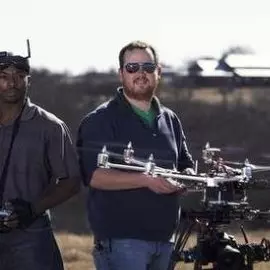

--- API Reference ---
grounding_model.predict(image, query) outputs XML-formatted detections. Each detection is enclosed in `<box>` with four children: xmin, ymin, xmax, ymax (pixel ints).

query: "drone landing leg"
<box><xmin>240</xmin><ymin>225</ymin><xmax>254</xmax><ymax>270</ymax></box>
<box><xmin>193</xmin><ymin>225</ymin><xmax>217</xmax><ymax>270</ymax></box>
<box><xmin>168</xmin><ymin>221</ymin><xmax>197</xmax><ymax>270</ymax></box>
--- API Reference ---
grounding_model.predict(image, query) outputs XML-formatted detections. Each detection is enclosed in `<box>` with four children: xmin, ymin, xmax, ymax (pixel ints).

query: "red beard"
<box><xmin>122</xmin><ymin>77</ymin><xmax>156</xmax><ymax>101</ymax></box>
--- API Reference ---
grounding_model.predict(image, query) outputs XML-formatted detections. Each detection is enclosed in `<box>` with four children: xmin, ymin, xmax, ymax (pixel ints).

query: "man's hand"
<box><xmin>182</xmin><ymin>168</ymin><xmax>196</xmax><ymax>175</ymax></box>
<box><xmin>0</xmin><ymin>208</ymin><xmax>12</xmax><ymax>233</ymax></box>
<box><xmin>3</xmin><ymin>199</ymin><xmax>38</xmax><ymax>229</ymax></box>
<box><xmin>144</xmin><ymin>175</ymin><xmax>186</xmax><ymax>194</ymax></box>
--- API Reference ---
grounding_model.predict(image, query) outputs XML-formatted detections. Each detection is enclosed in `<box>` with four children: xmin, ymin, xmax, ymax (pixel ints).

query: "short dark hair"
<box><xmin>118</xmin><ymin>40</ymin><xmax>159</xmax><ymax>69</ymax></box>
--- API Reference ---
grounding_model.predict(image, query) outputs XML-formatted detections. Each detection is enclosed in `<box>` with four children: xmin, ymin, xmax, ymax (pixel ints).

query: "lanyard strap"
<box><xmin>0</xmin><ymin>103</ymin><xmax>25</xmax><ymax>207</ymax></box>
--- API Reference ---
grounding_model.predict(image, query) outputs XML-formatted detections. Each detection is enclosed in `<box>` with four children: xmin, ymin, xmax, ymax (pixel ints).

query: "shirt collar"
<box><xmin>21</xmin><ymin>97</ymin><xmax>37</xmax><ymax>121</ymax></box>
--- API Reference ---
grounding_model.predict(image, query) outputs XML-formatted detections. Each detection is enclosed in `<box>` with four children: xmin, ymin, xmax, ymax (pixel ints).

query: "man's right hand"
<box><xmin>144</xmin><ymin>175</ymin><xmax>186</xmax><ymax>194</ymax></box>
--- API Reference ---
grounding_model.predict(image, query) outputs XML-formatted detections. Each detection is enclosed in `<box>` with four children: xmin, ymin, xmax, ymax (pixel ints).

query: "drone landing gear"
<box><xmin>168</xmin><ymin>216</ymin><xmax>263</xmax><ymax>270</ymax></box>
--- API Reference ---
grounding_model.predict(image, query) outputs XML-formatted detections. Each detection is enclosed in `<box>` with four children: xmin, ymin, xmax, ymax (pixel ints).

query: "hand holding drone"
<box><xmin>97</xmin><ymin>141</ymin><xmax>270</xmax><ymax>215</ymax></box>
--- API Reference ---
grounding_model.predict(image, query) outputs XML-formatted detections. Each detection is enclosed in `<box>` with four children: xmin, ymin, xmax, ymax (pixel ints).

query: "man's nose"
<box><xmin>7</xmin><ymin>77</ymin><xmax>16</xmax><ymax>87</ymax></box>
<box><xmin>7</xmin><ymin>74</ymin><xmax>20</xmax><ymax>87</ymax></box>
<box><xmin>138</xmin><ymin>66</ymin><xmax>147</xmax><ymax>74</ymax></box>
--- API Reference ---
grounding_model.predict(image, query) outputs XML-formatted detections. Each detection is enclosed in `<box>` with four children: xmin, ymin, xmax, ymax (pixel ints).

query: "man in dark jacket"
<box><xmin>77</xmin><ymin>40</ymin><xmax>194</xmax><ymax>270</ymax></box>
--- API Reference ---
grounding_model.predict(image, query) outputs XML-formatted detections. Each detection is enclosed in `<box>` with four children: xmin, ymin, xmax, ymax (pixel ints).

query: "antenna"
<box><xmin>26</xmin><ymin>39</ymin><xmax>31</xmax><ymax>59</ymax></box>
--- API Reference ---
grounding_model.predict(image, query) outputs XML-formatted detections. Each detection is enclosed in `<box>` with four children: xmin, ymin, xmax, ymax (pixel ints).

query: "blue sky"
<box><xmin>2</xmin><ymin>0</ymin><xmax>270</xmax><ymax>75</ymax></box>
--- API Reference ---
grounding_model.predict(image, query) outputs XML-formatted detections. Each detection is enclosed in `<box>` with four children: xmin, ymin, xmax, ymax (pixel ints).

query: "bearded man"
<box><xmin>77</xmin><ymin>40</ymin><xmax>194</xmax><ymax>270</ymax></box>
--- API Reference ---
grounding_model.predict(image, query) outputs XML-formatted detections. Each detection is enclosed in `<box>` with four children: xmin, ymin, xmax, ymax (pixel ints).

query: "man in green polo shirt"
<box><xmin>78</xmin><ymin>40</ymin><xmax>195</xmax><ymax>270</ymax></box>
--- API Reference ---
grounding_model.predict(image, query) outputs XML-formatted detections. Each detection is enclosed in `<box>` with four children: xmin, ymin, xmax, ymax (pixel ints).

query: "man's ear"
<box><xmin>157</xmin><ymin>65</ymin><xmax>162</xmax><ymax>80</ymax></box>
<box><xmin>26</xmin><ymin>75</ymin><xmax>31</xmax><ymax>87</ymax></box>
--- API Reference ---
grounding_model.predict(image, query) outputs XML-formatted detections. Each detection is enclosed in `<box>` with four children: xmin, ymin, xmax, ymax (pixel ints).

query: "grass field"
<box><xmin>56</xmin><ymin>230</ymin><xmax>270</xmax><ymax>270</ymax></box>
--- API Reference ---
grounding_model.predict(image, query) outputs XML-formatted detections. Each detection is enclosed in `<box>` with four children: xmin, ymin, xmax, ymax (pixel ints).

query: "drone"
<box><xmin>96</xmin><ymin>141</ymin><xmax>270</xmax><ymax>270</ymax></box>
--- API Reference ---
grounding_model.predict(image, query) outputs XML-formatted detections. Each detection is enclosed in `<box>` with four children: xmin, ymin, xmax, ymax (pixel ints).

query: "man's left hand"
<box><xmin>182</xmin><ymin>168</ymin><xmax>196</xmax><ymax>175</ymax></box>
<box><xmin>4</xmin><ymin>199</ymin><xmax>38</xmax><ymax>229</ymax></box>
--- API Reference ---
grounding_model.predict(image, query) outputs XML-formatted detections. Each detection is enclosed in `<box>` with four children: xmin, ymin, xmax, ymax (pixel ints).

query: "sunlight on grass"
<box><xmin>56</xmin><ymin>233</ymin><xmax>93</xmax><ymax>270</ymax></box>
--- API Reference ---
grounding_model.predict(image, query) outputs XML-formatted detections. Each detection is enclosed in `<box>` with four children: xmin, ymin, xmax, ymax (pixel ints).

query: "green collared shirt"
<box><xmin>131</xmin><ymin>103</ymin><xmax>157</xmax><ymax>127</ymax></box>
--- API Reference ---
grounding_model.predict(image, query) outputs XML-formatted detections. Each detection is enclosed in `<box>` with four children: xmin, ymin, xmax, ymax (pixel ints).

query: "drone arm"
<box><xmin>222</xmin><ymin>164</ymin><xmax>242</xmax><ymax>175</ymax></box>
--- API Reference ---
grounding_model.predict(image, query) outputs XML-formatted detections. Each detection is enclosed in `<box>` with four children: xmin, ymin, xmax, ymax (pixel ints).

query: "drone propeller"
<box><xmin>223</xmin><ymin>160</ymin><xmax>244</xmax><ymax>166</ymax></box>
<box><xmin>224</xmin><ymin>158</ymin><xmax>270</xmax><ymax>172</ymax></box>
<box><xmin>244</xmin><ymin>163</ymin><xmax>270</xmax><ymax>172</ymax></box>
<box><xmin>204</xmin><ymin>142</ymin><xmax>221</xmax><ymax>152</ymax></box>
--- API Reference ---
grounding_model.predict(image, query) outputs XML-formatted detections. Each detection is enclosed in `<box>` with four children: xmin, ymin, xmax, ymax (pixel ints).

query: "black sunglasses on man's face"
<box><xmin>124</xmin><ymin>62</ymin><xmax>157</xmax><ymax>74</ymax></box>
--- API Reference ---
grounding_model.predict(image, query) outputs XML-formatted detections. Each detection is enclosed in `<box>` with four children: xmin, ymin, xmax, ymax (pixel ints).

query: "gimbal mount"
<box><xmin>168</xmin><ymin>143</ymin><xmax>270</xmax><ymax>270</ymax></box>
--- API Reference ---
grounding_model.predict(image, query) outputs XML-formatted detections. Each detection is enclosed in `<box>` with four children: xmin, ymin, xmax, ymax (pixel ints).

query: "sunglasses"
<box><xmin>124</xmin><ymin>62</ymin><xmax>157</xmax><ymax>74</ymax></box>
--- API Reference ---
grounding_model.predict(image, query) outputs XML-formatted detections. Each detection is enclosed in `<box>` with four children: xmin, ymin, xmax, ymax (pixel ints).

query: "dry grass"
<box><xmin>56</xmin><ymin>230</ymin><xmax>270</xmax><ymax>270</ymax></box>
<box><xmin>159</xmin><ymin>87</ymin><xmax>255</xmax><ymax>105</ymax></box>
<box><xmin>56</xmin><ymin>233</ymin><xmax>93</xmax><ymax>270</ymax></box>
